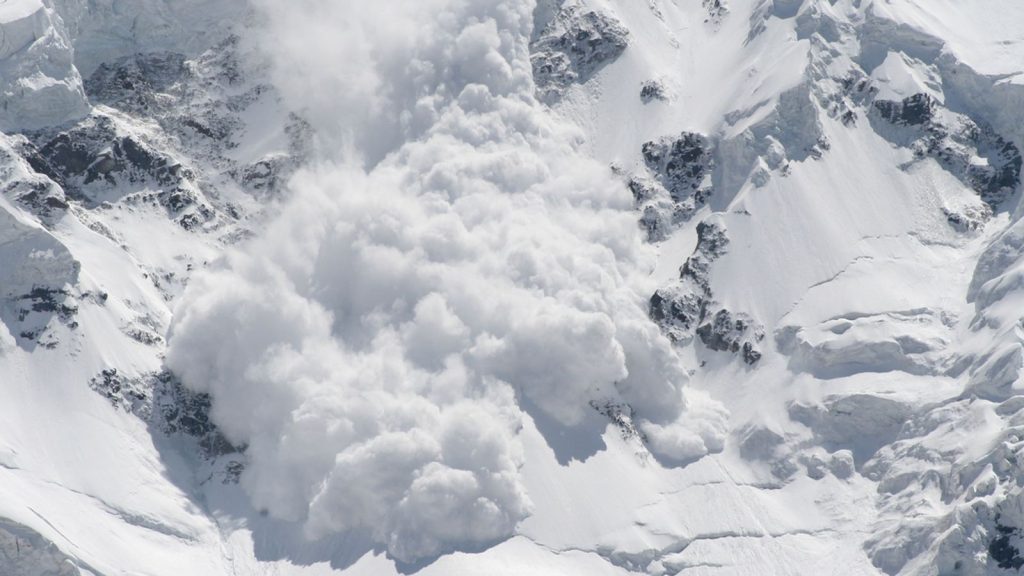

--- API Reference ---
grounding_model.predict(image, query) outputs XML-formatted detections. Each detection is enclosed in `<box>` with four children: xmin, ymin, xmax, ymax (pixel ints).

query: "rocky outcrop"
<box><xmin>702</xmin><ymin>0</ymin><xmax>729</xmax><ymax>27</ymax></box>
<box><xmin>649</xmin><ymin>219</ymin><xmax>764</xmax><ymax>364</ymax></box>
<box><xmin>531</xmin><ymin>6</ymin><xmax>629</xmax><ymax>102</ymax></box>
<box><xmin>631</xmin><ymin>131</ymin><xmax>714</xmax><ymax>241</ymax></box>
<box><xmin>84</xmin><ymin>39</ymin><xmax>249</xmax><ymax>153</ymax></box>
<box><xmin>871</xmin><ymin>93</ymin><xmax>1022</xmax><ymax>210</ymax></box>
<box><xmin>642</xmin><ymin>132</ymin><xmax>714</xmax><ymax>204</ymax></box>
<box><xmin>84</xmin><ymin>40</ymin><xmax>308</xmax><ymax>201</ymax></box>
<box><xmin>649</xmin><ymin>220</ymin><xmax>727</xmax><ymax>343</ymax></box>
<box><xmin>874</xmin><ymin>92</ymin><xmax>936</xmax><ymax>126</ymax></box>
<box><xmin>11</xmin><ymin>38</ymin><xmax>298</xmax><ymax>231</ymax></box>
<box><xmin>90</xmin><ymin>368</ymin><xmax>239</xmax><ymax>460</ymax></box>
<box><xmin>696</xmin><ymin>309</ymin><xmax>765</xmax><ymax>364</ymax></box>
<box><xmin>640</xmin><ymin>80</ymin><xmax>668</xmax><ymax>104</ymax></box>
<box><xmin>25</xmin><ymin>113</ymin><xmax>215</xmax><ymax>229</ymax></box>
<box><xmin>1</xmin><ymin>136</ymin><xmax>69</xmax><ymax>222</ymax></box>
<box><xmin>34</xmin><ymin>116</ymin><xmax>191</xmax><ymax>192</ymax></box>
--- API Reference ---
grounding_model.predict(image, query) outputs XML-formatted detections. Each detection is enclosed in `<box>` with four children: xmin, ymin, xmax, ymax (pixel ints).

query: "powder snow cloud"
<box><xmin>166</xmin><ymin>0</ymin><xmax>728</xmax><ymax>563</ymax></box>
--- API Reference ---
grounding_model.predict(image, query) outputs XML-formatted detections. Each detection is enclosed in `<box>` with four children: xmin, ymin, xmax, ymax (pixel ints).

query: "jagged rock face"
<box><xmin>530</xmin><ymin>6</ymin><xmax>629</xmax><ymax>101</ymax></box>
<box><xmin>24</xmin><ymin>113</ymin><xmax>216</xmax><ymax>229</ymax></box>
<box><xmin>696</xmin><ymin>309</ymin><xmax>764</xmax><ymax>364</ymax></box>
<box><xmin>34</xmin><ymin>116</ymin><xmax>192</xmax><ymax>192</ymax></box>
<box><xmin>80</xmin><ymin>42</ymin><xmax>309</xmax><ymax>202</ymax></box>
<box><xmin>84</xmin><ymin>42</ymin><xmax>245</xmax><ymax>144</ymax></box>
<box><xmin>648</xmin><ymin>284</ymin><xmax>704</xmax><ymax>343</ymax></box>
<box><xmin>989</xmin><ymin>522</ymin><xmax>1024</xmax><ymax>571</ymax></box>
<box><xmin>8</xmin><ymin>35</ymin><xmax>304</xmax><ymax>239</ymax></box>
<box><xmin>1</xmin><ymin>137</ymin><xmax>70</xmax><ymax>221</ymax></box>
<box><xmin>639</xmin><ymin>80</ymin><xmax>668</xmax><ymax>104</ymax></box>
<box><xmin>649</xmin><ymin>220</ymin><xmax>763</xmax><ymax>364</ymax></box>
<box><xmin>875</xmin><ymin>92</ymin><xmax>936</xmax><ymax>126</ymax></box>
<box><xmin>872</xmin><ymin>92</ymin><xmax>1022</xmax><ymax>210</ymax></box>
<box><xmin>630</xmin><ymin>132</ymin><xmax>714</xmax><ymax>241</ymax></box>
<box><xmin>641</xmin><ymin>132</ymin><xmax>714</xmax><ymax>204</ymax></box>
<box><xmin>649</xmin><ymin>220</ymin><xmax>726</xmax><ymax>343</ymax></box>
<box><xmin>85</xmin><ymin>52</ymin><xmax>191</xmax><ymax>113</ymax></box>
<box><xmin>89</xmin><ymin>369</ymin><xmax>241</xmax><ymax>461</ymax></box>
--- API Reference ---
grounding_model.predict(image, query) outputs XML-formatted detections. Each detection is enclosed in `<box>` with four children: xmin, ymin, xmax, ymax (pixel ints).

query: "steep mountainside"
<box><xmin>1</xmin><ymin>0</ymin><xmax>1023</xmax><ymax>575</ymax></box>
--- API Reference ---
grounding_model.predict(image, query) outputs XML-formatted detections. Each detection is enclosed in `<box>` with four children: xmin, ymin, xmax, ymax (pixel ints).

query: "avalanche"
<box><xmin>0</xmin><ymin>0</ymin><xmax>1023</xmax><ymax>575</ymax></box>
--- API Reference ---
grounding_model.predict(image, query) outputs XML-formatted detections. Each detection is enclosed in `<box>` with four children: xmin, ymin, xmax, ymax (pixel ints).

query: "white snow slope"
<box><xmin>1</xmin><ymin>0</ymin><xmax>1024</xmax><ymax>575</ymax></box>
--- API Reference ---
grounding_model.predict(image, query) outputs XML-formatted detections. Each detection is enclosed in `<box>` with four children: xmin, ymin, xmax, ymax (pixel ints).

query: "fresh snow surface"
<box><xmin>0</xmin><ymin>0</ymin><xmax>1023</xmax><ymax>575</ymax></box>
<box><xmin>0</xmin><ymin>0</ymin><xmax>42</xmax><ymax>24</ymax></box>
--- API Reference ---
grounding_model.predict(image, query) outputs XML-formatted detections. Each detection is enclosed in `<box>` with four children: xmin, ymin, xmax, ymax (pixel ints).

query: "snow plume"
<box><xmin>166</xmin><ymin>0</ymin><xmax>728</xmax><ymax>562</ymax></box>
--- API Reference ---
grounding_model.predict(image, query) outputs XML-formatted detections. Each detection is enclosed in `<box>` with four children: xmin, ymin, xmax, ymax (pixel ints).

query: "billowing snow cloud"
<box><xmin>166</xmin><ymin>0</ymin><xmax>728</xmax><ymax>562</ymax></box>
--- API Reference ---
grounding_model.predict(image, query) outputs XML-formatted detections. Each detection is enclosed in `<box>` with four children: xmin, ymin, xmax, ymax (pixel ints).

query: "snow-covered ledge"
<box><xmin>0</xmin><ymin>0</ymin><xmax>88</xmax><ymax>132</ymax></box>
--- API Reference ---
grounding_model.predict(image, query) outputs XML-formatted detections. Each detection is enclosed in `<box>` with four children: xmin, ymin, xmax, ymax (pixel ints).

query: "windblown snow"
<box><xmin>1</xmin><ymin>0</ymin><xmax>1024</xmax><ymax>575</ymax></box>
<box><xmin>166</xmin><ymin>0</ymin><xmax>726</xmax><ymax>561</ymax></box>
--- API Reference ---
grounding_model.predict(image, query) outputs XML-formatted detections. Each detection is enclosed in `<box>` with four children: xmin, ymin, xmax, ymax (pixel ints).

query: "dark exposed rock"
<box><xmin>875</xmin><ymin>93</ymin><xmax>937</xmax><ymax>126</ymax></box>
<box><xmin>79</xmin><ymin>38</ymin><xmax>301</xmax><ymax>209</ymax></box>
<box><xmin>590</xmin><ymin>400</ymin><xmax>647</xmax><ymax>444</ymax></box>
<box><xmin>531</xmin><ymin>7</ymin><xmax>629</xmax><ymax>101</ymax></box>
<box><xmin>630</xmin><ymin>176</ymin><xmax>692</xmax><ymax>242</ymax></box>
<box><xmin>632</xmin><ymin>132</ymin><xmax>715</xmax><ymax>240</ymax></box>
<box><xmin>642</xmin><ymin>132</ymin><xmax>714</xmax><ymax>204</ymax></box>
<box><xmin>85</xmin><ymin>52</ymin><xmax>188</xmax><ymax>114</ymax></box>
<box><xmin>703</xmin><ymin>0</ymin><xmax>729</xmax><ymax>26</ymax></box>
<box><xmin>4</xmin><ymin>139</ymin><xmax>73</xmax><ymax>221</ymax></box>
<box><xmin>683</xmin><ymin>220</ymin><xmax>729</xmax><ymax>280</ymax></box>
<box><xmin>10</xmin><ymin>36</ymin><xmax>297</xmax><ymax>243</ymax></box>
<box><xmin>85</xmin><ymin>47</ymin><xmax>243</xmax><ymax>157</ymax></box>
<box><xmin>640</xmin><ymin>80</ymin><xmax>668</xmax><ymax>103</ymax></box>
<box><xmin>89</xmin><ymin>368</ymin><xmax>149</xmax><ymax>413</ymax></box>
<box><xmin>3</xmin><ymin>178</ymin><xmax>68</xmax><ymax>220</ymax></box>
<box><xmin>25</xmin><ymin>113</ymin><xmax>219</xmax><ymax>230</ymax></box>
<box><xmin>648</xmin><ymin>221</ymin><xmax>723</xmax><ymax>342</ymax></box>
<box><xmin>34</xmin><ymin>115</ymin><xmax>192</xmax><ymax>194</ymax></box>
<box><xmin>840</xmin><ymin>73</ymin><xmax>878</xmax><ymax>103</ymax></box>
<box><xmin>89</xmin><ymin>369</ymin><xmax>241</xmax><ymax>459</ymax></box>
<box><xmin>649</xmin><ymin>220</ymin><xmax>764</xmax><ymax>363</ymax></box>
<box><xmin>872</xmin><ymin>93</ymin><xmax>1022</xmax><ymax>211</ymax></box>
<box><xmin>989</xmin><ymin>518</ymin><xmax>1024</xmax><ymax>570</ymax></box>
<box><xmin>649</xmin><ymin>284</ymin><xmax>705</xmax><ymax>342</ymax></box>
<box><xmin>696</xmin><ymin>309</ymin><xmax>765</xmax><ymax>365</ymax></box>
<box><xmin>18</xmin><ymin>287</ymin><xmax>77</xmax><ymax>321</ymax></box>
<box><xmin>943</xmin><ymin>204</ymin><xmax>991</xmax><ymax>233</ymax></box>
<box><xmin>123</xmin><ymin>325</ymin><xmax>164</xmax><ymax>346</ymax></box>
<box><xmin>230</xmin><ymin>153</ymin><xmax>297</xmax><ymax>198</ymax></box>
<box><xmin>8</xmin><ymin>286</ymin><xmax>79</xmax><ymax>348</ymax></box>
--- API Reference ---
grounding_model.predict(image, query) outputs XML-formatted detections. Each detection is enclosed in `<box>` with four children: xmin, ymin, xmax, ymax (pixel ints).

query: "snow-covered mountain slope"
<box><xmin>1</xmin><ymin>0</ymin><xmax>1024</xmax><ymax>574</ymax></box>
